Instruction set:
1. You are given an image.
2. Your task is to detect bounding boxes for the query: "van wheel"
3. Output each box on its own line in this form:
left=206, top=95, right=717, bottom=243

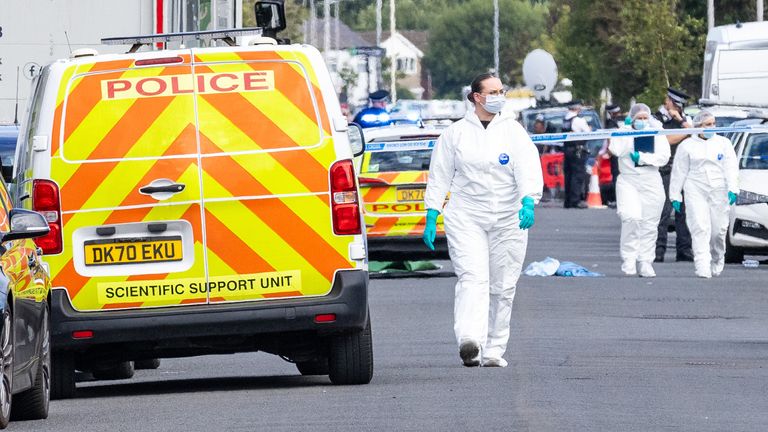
left=92, top=361, right=135, bottom=381
left=724, top=234, right=744, bottom=264
left=11, top=307, right=50, bottom=420
left=296, top=358, right=329, bottom=376
left=51, top=352, right=76, bottom=400
left=0, top=308, right=14, bottom=428
left=134, top=359, right=161, bottom=370
left=328, top=318, right=373, bottom=385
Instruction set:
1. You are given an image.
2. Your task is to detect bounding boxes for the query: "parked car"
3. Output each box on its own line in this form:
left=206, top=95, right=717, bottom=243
left=724, top=120, right=768, bottom=262
left=0, top=179, right=52, bottom=428
left=357, top=125, right=450, bottom=260
left=0, top=125, right=18, bottom=181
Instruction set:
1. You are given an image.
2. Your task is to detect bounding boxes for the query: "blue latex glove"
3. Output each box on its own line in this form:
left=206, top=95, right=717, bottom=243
left=630, top=151, right=641, bottom=164
left=519, top=196, right=535, bottom=230
left=422, top=209, right=439, bottom=251
left=728, top=191, right=738, bottom=205
left=672, top=200, right=682, bottom=213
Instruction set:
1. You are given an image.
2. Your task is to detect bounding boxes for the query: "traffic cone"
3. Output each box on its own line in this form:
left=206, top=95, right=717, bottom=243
left=586, top=163, right=605, bottom=208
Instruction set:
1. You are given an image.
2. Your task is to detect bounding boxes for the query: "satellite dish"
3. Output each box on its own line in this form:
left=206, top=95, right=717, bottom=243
left=522, top=49, right=558, bottom=102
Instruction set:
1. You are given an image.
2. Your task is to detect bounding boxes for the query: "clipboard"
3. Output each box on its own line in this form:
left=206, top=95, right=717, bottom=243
left=633, top=136, right=655, bottom=153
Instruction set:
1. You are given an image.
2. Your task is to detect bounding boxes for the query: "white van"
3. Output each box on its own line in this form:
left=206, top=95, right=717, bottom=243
left=702, top=21, right=768, bottom=105
left=11, top=4, right=372, bottom=399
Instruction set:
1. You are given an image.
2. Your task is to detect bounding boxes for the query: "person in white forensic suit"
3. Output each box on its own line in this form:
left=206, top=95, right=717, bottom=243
left=421, top=73, right=543, bottom=367
left=608, top=103, right=671, bottom=277
left=669, top=110, right=739, bottom=278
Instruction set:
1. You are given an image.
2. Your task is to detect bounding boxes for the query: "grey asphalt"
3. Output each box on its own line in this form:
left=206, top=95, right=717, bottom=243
left=11, top=208, right=768, bottom=432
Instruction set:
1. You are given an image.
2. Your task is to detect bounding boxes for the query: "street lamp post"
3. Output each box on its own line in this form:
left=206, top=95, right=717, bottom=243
left=493, top=0, right=499, bottom=75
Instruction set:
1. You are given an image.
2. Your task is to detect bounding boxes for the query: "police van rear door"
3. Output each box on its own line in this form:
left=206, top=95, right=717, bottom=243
left=49, top=51, right=209, bottom=311
left=191, top=47, right=357, bottom=304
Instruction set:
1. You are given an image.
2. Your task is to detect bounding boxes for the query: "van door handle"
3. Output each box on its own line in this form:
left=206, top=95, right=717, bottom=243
left=139, top=183, right=185, bottom=194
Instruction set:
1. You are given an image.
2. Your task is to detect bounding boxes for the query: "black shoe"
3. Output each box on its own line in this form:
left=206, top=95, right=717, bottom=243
left=459, top=340, right=480, bottom=367
left=654, top=256, right=664, bottom=263
left=576, top=201, right=588, bottom=209
left=676, top=255, right=694, bottom=262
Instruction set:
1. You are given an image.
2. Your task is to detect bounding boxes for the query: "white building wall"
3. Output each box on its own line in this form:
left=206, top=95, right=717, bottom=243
left=0, top=0, right=156, bottom=123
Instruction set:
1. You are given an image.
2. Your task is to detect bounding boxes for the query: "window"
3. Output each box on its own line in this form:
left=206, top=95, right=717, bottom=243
left=740, top=134, right=768, bottom=170
left=366, top=150, right=433, bottom=173
left=396, top=57, right=417, bottom=75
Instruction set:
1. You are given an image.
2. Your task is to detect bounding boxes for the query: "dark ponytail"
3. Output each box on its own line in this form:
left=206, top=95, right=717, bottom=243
left=467, top=72, right=496, bottom=103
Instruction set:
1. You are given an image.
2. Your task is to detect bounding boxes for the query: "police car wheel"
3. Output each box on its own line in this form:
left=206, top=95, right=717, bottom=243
left=11, top=306, right=50, bottom=420
left=328, top=318, right=373, bottom=385
left=296, top=358, right=329, bottom=376
left=0, top=307, right=13, bottom=428
left=91, top=361, right=135, bottom=381
left=134, top=359, right=161, bottom=370
left=724, top=233, right=744, bottom=264
left=51, top=352, right=76, bottom=400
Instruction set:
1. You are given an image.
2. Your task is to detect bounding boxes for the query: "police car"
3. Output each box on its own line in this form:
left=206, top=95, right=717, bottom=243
left=14, top=3, right=372, bottom=399
left=724, top=120, right=768, bottom=262
left=357, top=125, right=450, bottom=260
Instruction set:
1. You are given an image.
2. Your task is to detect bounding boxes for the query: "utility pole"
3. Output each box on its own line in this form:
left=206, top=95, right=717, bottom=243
left=389, top=0, right=396, bottom=103
left=493, top=0, right=499, bottom=75
left=376, top=0, right=382, bottom=46
left=334, top=0, right=339, bottom=50
left=707, top=0, right=714, bottom=29
left=309, top=0, right=316, bottom=46
left=324, top=0, right=330, bottom=57
left=759, top=0, right=765, bottom=21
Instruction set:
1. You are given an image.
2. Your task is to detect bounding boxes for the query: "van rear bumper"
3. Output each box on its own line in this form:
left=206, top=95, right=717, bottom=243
left=51, top=270, right=368, bottom=352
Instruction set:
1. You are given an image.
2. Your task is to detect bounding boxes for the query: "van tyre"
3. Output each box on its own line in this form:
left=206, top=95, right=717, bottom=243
left=328, top=318, right=373, bottom=385
left=724, top=234, right=744, bottom=264
left=296, top=358, right=329, bottom=376
left=134, top=359, right=161, bottom=370
left=11, top=307, right=50, bottom=420
left=0, top=308, right=14, bottom=428
left=51, top=352, right=76, bottom=400
left=92, top=361, right=135, bottom=381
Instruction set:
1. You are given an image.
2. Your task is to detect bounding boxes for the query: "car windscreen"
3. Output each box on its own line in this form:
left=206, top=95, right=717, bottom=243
left=365, top=149, right=433, bottom=173
left=0, top=128, right=17, bottom=169
left=715, top=116, right=743, bottom=127
left=740, top=133, right=768, bottom=170
left=522, top=110, right=602, bottom=133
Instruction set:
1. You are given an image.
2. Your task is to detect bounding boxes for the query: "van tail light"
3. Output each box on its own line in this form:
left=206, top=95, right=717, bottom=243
left=358, top=176, right=389, bottom=187
left=330, top=160, right=361, bottom=235
left=32, top=179, right=63, bottom=254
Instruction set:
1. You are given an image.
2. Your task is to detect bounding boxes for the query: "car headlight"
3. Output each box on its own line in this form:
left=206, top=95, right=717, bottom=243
left=737, top=190, right=768, bottom=205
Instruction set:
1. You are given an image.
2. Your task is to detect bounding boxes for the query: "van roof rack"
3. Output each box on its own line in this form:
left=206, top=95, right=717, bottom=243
left=698, top=99, right=768, bottom=110
left=102, top=28, right=265, bottom=53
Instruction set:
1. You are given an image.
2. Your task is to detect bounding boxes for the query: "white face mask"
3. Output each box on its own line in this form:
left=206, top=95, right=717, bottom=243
left=482, top=94, right=506, bottom=114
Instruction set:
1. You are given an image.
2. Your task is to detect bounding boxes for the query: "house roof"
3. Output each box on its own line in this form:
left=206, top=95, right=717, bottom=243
left=302, top=19, right=369, bottom=50
left=360, top=30, right=429, bottom=53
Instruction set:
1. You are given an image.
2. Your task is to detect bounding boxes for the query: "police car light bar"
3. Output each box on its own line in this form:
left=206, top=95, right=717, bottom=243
left=102, top=28, right=265, bottom=52
left=530, top=124, right=768, bottom=145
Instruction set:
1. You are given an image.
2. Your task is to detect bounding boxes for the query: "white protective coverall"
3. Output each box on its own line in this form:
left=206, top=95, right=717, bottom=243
left=669, top=135, right=739, bottom=277
left=424, top=110, right=543, bottom=364
left=609, top=135, right=671, bottom=274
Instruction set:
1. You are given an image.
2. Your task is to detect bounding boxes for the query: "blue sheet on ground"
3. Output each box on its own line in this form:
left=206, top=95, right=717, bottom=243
left=555, top=261, right=603, bottom=277
left=524, top=258, right=603, bottom=277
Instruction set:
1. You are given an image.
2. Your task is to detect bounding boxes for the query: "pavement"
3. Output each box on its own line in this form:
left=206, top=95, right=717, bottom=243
left=11, top=207, right=768, bottom=432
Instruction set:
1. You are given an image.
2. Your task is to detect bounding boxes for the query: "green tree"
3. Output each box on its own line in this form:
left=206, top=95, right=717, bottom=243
left=424, top=0, right=547, bottom=98
left=615, top=0, right=704, bottom=106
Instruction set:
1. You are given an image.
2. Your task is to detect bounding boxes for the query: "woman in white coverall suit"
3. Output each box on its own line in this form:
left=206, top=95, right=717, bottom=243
left=608, top=103, right=671, bottom=277
left=422, top=73, right=543, bottom=367
left=670, top=110, right=739, bottom=278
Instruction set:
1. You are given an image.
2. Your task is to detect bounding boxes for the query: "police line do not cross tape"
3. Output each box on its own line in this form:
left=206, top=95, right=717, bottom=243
left=529, top=125, right=768, bottom=145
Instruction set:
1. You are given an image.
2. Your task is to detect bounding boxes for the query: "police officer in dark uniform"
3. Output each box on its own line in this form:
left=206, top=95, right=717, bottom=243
left=654, top=87, right=694, bottom=262
left=562, top=100, right=591, bottom=209
left=353, top=90, right=392, bottom=128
